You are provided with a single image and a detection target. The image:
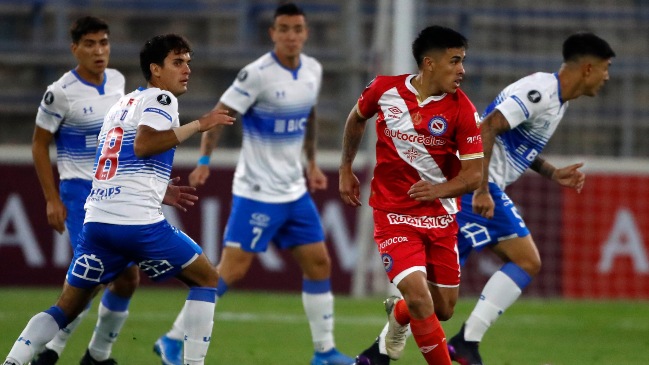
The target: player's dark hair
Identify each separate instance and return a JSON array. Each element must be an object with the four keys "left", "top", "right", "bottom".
[
  {"left": 562, "top": 32, "right": 616, "bottom": 62},
  {"left": 412, "top": 25, "right": 468, "bottom": 67},
  {"left": 140, "top": 34, "right": 193, "bottom": 81},
  {"left": 70, "top": 16, "right": 109, "bottom": 44},
  {"left": 274, "top": 2, "right": 305, "bottom": 19}
]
